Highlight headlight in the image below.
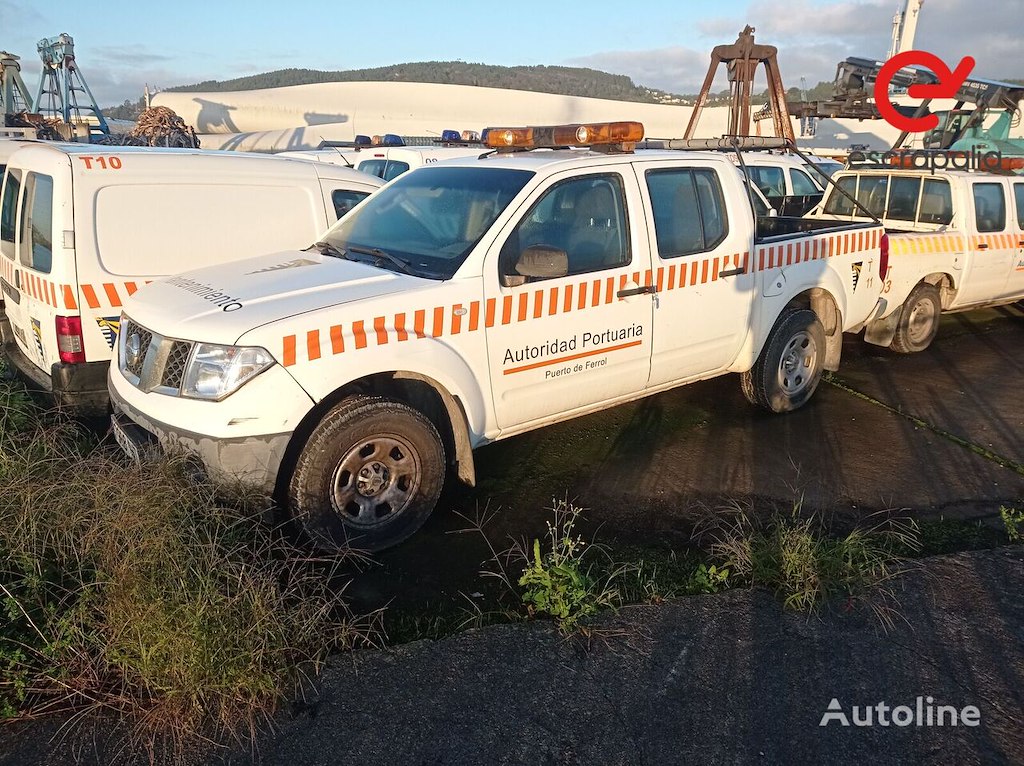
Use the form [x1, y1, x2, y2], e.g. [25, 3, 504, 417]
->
[180, 343, 275, 401]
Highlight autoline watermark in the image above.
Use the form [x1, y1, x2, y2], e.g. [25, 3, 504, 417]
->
[820, 697, 981, 727]
[848, 148, 1005, 174]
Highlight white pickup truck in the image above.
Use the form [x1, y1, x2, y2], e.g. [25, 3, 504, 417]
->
[812, 166, 1024, 352]
[109, 123, 887, 550]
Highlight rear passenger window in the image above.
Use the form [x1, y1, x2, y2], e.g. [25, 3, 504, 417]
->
[382, 161, 410, 182]
[1014, 183, 1024, 229]
[356, 159, 387, 179]
[331, 189, 369, 219]
[747, 166, 785, 201]
[823, 176, 857, 216]
[973, 183, 1006, 233]
[919, 179, 953, 225]
[789, 168, 819, 196]
[856, 175, 888, 218]
[23, 173, 53, 273]
[646, 168, 728, 257]
[1, 168, 21, 250]
[887, 176, 921, 222]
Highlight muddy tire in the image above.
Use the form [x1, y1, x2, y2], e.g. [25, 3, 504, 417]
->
[890, 282, 941, 354]
[741, 308, 826, 413]
[289, 395, 445, 552]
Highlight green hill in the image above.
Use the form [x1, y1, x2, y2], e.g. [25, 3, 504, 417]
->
[165, 61, 686, 104]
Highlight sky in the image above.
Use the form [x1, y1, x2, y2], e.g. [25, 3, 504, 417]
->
[3, 0, 1021, 107]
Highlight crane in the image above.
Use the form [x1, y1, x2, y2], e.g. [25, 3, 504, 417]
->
[888, 0, 925, 60]
[33, 33, 109, 138]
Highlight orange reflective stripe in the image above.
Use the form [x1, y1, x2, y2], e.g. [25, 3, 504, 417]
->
[485, 298, 496, 327]
[469, 301, 481, 332]
[414, 309, 426, 338]
[451, 305, 464, 335]
[395, 313, 408, 342]
[432, 306, 444, 337]
[62, 285, 77, 310]
[533, 290, 544, 320]
[352, 320, 367, 349]
[124, 281, 138, 295]
[282, 335, 297, 367]
[330, 324, 345, 353]
[103, 283, 122, 307]
[306, 329, 321, 361]
[667, 263, 677, 289]
[81, 284, 100, 309]
[374, 316, 389, 344]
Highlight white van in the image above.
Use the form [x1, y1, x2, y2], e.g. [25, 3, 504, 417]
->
[280, 145, 487, 182]
[0, 144, 382, 413]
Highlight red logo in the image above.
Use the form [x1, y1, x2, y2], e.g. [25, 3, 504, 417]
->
[874, 51, 975, 133]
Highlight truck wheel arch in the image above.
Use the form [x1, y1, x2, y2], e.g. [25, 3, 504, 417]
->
[922, 272, 957, 309]
[789, 288, 843, 371]
[275, 372, 476, 502]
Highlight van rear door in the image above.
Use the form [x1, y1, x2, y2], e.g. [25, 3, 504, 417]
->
[0, 161, 74, 379]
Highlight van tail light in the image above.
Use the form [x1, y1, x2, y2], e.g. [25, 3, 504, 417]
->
[879, 233, 890, 281]
[55, 315, 86, 364]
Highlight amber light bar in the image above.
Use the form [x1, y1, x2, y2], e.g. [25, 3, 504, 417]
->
[483, 121, 645, 150]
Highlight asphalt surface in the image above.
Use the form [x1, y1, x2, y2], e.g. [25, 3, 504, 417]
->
[5, 546, 1022, 765]
[2, 307, 1022, 765]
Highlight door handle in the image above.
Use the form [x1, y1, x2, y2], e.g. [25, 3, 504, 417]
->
[719, 266, 745, 277]
[977, 243, 988, 250]
[1017, 241, 1024, 247]
[617, 284, 656, 298]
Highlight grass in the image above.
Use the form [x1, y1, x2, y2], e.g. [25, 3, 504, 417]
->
[0, 374, 379, 758]
[704, 499, 920, 628]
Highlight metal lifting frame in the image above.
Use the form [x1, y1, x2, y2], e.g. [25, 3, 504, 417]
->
[34, 33, 109, 136]
[684, 25, 796, 143]
[1, 51, 34, 118]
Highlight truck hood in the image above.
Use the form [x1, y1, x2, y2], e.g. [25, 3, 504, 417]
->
[122, 250, 423, 345]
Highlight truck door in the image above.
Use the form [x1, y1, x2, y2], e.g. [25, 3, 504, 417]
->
[959, 179, 1015, 304]
[1010, 181, 1024, 297]
[1, 167, 66, 371]
[484, 169, 654, 430]
[635, 161, 756, 386]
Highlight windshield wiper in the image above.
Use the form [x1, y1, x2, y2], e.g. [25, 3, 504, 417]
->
[347, 245, 418, 276]
[311, 241, 350, 260]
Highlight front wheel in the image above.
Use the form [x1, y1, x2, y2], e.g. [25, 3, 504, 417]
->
[289, 395, 446, 552]
[741, 308, 826, 413]
[890, 282, 941, 354]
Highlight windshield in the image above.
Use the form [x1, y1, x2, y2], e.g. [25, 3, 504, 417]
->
[322, 165, 534, 279]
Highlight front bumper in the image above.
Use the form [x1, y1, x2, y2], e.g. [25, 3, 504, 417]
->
[2, 329, 110, 415]
[108, 363, 314, 493]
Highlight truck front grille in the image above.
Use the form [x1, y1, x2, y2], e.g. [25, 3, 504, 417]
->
[161, 341, 193, 390]
[121, 319, 152, 379]
[118, 316, 195, 394]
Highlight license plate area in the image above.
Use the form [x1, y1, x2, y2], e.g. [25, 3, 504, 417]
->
[111, 415, 142, 463]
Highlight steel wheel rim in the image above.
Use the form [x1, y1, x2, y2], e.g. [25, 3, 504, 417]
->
[330, 433, 422, 529]
[907, 298, 937, 345]
[777, 330, 818, 396]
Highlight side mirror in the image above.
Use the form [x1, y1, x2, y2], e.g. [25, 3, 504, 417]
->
[516, 245, 568, 279]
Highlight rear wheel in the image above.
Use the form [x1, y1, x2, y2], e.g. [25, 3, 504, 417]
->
[890, 282, 941, 354]
[289, 395, 445, 552]
[741, 308, 826, 413]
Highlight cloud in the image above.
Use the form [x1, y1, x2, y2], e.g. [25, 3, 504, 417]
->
[569, 0, 1023, 94]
